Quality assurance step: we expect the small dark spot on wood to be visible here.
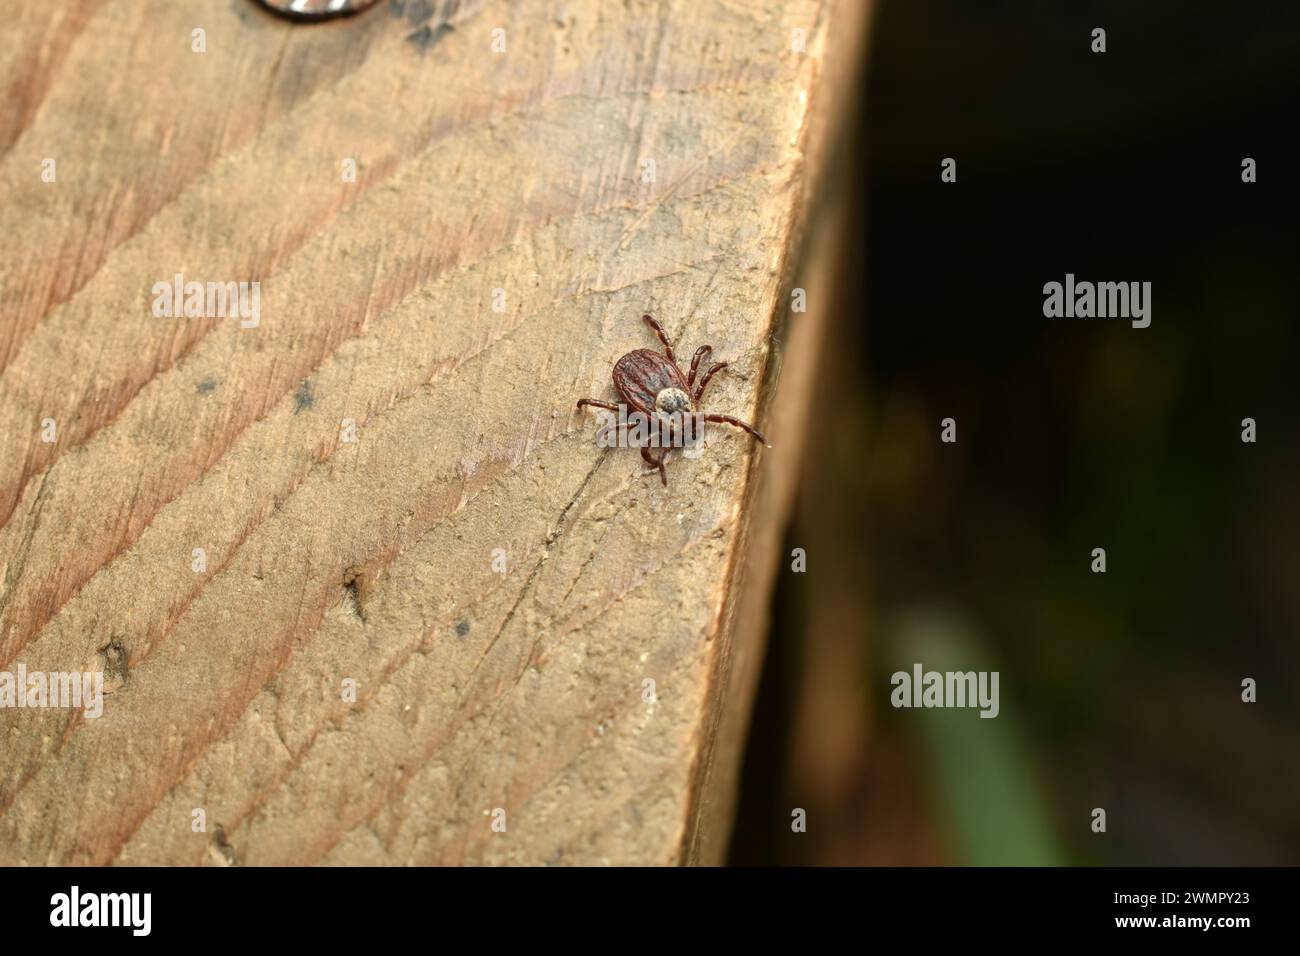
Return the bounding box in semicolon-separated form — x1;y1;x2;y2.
406;23;452;53
405;0;435;26
389;0;407;18
293;380;315;414
456;619;470;637
101;637;128;687
342;571;367;622
212;824;240;867
196;377;218;395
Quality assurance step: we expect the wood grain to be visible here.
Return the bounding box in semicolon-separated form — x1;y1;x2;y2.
0;0;868;864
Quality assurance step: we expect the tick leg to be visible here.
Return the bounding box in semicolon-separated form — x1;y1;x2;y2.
705;413;767;446
576;398;620;412
641;314;675;363
693;362;729;402
687;345;713;388
640;444;668;486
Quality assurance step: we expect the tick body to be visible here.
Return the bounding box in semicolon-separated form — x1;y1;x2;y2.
255;0;382;20
576;314;768;486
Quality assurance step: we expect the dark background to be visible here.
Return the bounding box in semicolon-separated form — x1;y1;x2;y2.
731;0;1300;865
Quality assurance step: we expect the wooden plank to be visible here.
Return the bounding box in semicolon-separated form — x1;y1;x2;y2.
0;0;868;865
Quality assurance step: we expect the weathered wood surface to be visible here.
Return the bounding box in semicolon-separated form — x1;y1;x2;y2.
0;0;867;865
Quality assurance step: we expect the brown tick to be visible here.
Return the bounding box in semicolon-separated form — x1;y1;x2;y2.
576;314;768;486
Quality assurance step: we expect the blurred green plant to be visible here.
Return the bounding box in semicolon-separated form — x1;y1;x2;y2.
881;607;1067;866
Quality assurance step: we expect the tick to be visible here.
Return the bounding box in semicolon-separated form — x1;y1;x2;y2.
575;314;768;485
254;0;382;20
